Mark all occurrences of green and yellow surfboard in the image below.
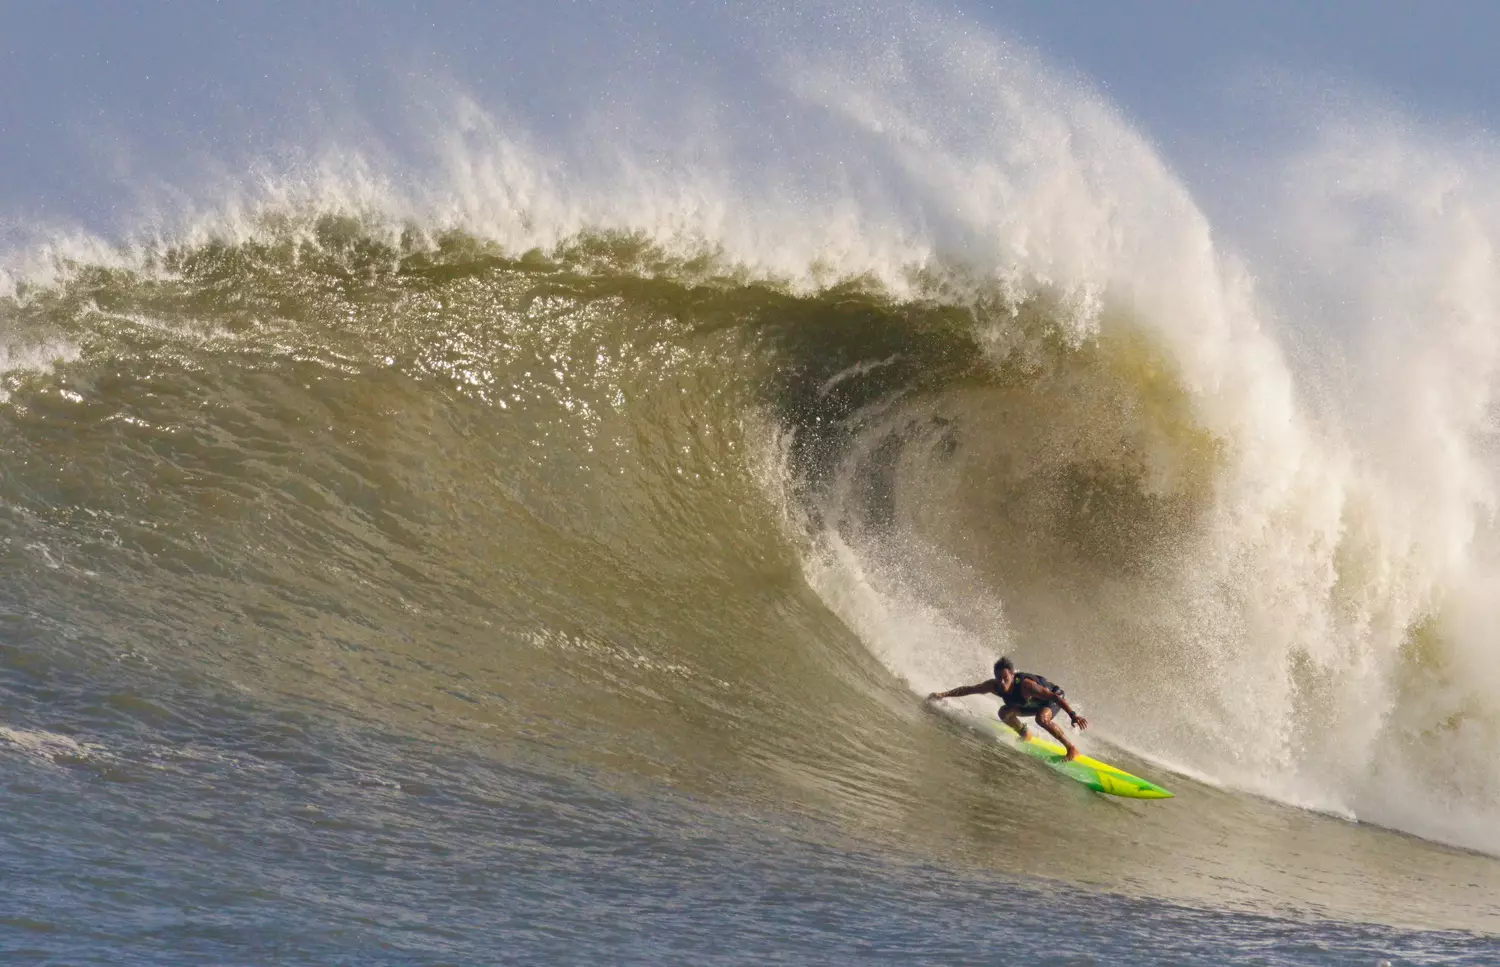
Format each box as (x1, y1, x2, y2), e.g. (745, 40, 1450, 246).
(994, 724, 1174, 799)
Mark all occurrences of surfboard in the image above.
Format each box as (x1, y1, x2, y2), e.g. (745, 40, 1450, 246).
(992, 723, 1173, 799)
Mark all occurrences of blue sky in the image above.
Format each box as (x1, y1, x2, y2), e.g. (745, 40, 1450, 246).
(2, 1, 1496, 231)
(982, 2, 1499, 132)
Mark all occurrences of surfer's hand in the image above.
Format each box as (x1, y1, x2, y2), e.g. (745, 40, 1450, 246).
(1071, 714, 1089, 731)
(926, 692, 942, 702)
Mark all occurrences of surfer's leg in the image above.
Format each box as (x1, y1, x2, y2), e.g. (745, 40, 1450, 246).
(1036, 706, 1079, 760)
(999, 706, 1029, 740)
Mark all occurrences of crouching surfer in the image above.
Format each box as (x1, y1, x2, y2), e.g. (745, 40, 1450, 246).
(927, 657, 1089, 760)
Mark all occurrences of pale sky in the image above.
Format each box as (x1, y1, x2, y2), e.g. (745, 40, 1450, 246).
(2, 1, 1496, 231)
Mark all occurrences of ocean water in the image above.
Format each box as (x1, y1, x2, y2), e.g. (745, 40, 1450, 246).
(3, 3, 1500, 965)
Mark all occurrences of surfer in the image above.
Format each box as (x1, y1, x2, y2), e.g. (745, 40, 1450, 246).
(927, 657, 1090, 760)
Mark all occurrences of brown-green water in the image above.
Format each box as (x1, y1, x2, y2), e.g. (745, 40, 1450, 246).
(2, 223, 1498, 964)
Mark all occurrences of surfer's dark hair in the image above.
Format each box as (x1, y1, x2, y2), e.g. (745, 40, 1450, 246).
(994, 657, 1015, 678)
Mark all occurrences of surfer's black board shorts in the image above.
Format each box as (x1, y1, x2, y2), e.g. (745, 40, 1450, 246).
(1003, 701, 1065, 720)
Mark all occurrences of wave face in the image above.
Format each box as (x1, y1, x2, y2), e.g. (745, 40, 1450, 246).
(4, 0, 1500, 938)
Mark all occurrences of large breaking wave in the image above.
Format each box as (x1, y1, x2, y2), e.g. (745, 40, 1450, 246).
(4, 1, 1499, 861)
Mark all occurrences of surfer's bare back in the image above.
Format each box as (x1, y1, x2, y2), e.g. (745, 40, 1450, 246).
(928, 656, 1089, 760)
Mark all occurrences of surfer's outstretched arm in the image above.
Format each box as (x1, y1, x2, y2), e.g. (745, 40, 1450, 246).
(926, 680, 996, 701)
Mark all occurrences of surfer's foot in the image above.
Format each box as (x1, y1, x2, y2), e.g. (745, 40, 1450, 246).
(1064, 747, 1079, 761)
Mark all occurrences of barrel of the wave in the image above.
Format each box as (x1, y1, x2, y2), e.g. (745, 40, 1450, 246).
(995, 725, 1173, 799)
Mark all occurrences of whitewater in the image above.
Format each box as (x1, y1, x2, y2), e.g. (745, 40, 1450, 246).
(2, 3, 1498, 964)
